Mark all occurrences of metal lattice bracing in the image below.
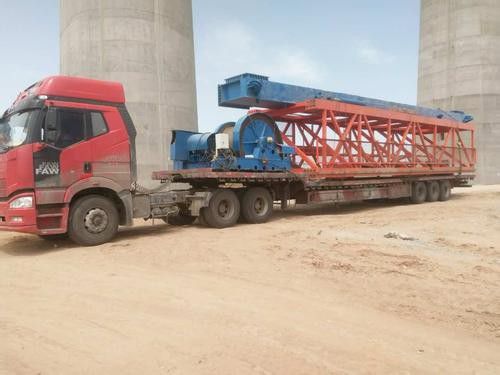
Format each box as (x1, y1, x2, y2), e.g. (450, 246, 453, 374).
(263, 99, 476, 178)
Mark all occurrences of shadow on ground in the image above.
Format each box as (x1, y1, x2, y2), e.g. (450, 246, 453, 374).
(270, 193, 465, 221)
(1, 194, 466, 256)
(0, 223, 183, 256)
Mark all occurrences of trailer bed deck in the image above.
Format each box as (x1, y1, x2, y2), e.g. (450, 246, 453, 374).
(152, 168, 474, 187)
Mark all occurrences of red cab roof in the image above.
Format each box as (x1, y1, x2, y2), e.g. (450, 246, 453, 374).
(35, 76, 125, 104)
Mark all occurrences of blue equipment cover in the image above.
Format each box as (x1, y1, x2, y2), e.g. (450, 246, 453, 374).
(170, 113, 293, 171)
(218, 73, 473, 123)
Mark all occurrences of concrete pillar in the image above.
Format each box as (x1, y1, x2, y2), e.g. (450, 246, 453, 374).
(60, 0, 198, 186)
(418, 0, 500, 184)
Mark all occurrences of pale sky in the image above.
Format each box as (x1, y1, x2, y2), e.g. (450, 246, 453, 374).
(0, 0, 420, 132)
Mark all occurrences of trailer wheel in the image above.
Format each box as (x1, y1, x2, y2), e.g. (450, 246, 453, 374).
(241, 187, 273, 224)
(438, 180, 452, 201)
(165, 214, 196, 226)
(202, 189, 240, 228)
(411, 182, 427, 204)
(426, 181, 440, 202)
(68, 195, 119, 246)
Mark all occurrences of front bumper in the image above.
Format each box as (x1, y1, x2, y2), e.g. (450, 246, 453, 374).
(0, 193, 38, 234)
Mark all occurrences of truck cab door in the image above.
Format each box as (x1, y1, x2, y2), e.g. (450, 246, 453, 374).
(35, 107, 92, 189)
(86, 110, 132, 189)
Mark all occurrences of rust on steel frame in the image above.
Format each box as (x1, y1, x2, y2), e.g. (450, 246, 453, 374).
(262, 99, 475, 177)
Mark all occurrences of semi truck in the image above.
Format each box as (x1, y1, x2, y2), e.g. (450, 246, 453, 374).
(0, 74, 475, 245)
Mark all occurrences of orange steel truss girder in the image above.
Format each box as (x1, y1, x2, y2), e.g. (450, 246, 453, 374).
(263, 99, 476, 174)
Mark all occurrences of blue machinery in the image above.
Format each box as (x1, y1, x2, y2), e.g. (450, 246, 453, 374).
(171, 73, 474, 172)
(171, 113, 294, 171)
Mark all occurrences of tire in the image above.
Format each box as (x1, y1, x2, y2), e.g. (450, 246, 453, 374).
(68, 195, 119, 246)
(241, 187, 273, 224)
(411, 182, 427, 204)
(164, 214, 196, 226)
(426, 181, 440, 202)
(438, 180, 452, 201)
(202, 189, 240, 228)
(38, 233, 67, 241)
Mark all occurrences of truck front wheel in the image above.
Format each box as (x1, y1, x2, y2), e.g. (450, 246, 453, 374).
(68, 195, 119, 246)
(201, 189, 240, 228)
(241, 187, 273, 224)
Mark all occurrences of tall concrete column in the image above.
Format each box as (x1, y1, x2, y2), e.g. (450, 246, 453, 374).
(60, 0, 198, 186)
(418, 0, 500, 184)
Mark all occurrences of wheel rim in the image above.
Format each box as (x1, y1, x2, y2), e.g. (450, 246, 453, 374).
(84, 208, 109, 234)
(253, 197, 269, 216)
(217, 199, 234, 219)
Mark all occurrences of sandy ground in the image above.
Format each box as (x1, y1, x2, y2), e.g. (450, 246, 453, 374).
(0, 185, 499, 374)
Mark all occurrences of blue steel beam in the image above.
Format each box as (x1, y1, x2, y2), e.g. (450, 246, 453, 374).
(218, 73, 473, 123)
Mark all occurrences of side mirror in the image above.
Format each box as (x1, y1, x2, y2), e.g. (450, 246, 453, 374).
(44, 108, 58, 144)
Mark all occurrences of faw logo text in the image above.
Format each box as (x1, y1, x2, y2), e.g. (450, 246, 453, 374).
(36, 161, 60, 176)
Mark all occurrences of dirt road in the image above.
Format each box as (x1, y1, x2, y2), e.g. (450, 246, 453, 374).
(1, 186, 499, 374)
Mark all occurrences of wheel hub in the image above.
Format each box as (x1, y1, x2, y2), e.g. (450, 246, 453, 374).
(254, 197, 268, 215)
(84, 208, 109, 234)
(218, 200, 230, 218)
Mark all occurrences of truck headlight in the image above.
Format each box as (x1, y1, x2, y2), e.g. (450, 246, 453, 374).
(10, 196, 33, 209)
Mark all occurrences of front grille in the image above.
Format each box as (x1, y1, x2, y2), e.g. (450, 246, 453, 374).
(0, 178, 6, 198)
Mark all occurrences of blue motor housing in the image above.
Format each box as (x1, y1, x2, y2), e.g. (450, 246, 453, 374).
(171, 114, 293, 171)
(170, 130, 215, 170)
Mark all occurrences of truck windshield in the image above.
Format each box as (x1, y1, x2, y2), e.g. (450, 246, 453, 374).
(0, 110, 39, 153)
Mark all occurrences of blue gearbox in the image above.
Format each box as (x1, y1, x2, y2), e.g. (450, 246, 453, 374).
(170, 113, 293, 171)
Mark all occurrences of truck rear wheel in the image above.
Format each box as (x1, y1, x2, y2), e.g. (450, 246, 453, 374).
(411, 182, 427, 204)
(68, 195, 119, 246)
(241, 187, 273, 224)
(201, 189, 240, 228)
(439, 180, 452, 201)
(426, 181, 440, 202)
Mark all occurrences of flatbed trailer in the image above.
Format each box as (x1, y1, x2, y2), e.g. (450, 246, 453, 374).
(154, 168, 472, 206)
(155, 94, 475, 227)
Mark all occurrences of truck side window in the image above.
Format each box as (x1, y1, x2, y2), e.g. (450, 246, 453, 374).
(90, 112, 108, 137)
(56, 110, 85, 148)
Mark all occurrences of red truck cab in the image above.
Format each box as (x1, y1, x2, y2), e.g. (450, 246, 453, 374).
(0, 76, 137, 243)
